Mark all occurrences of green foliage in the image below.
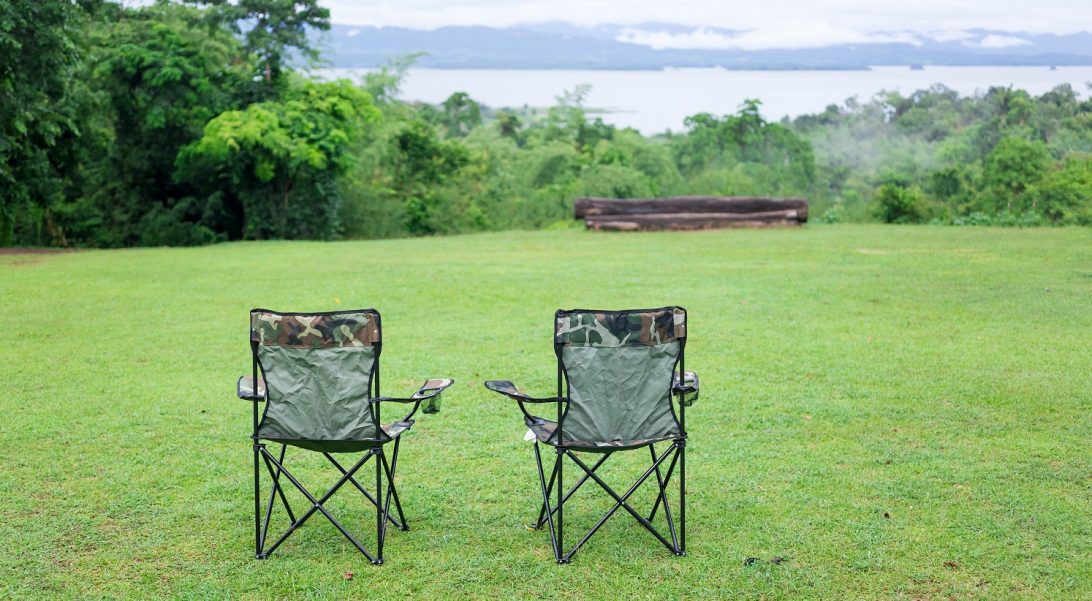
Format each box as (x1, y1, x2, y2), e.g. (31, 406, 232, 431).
(176, 79, 379, 239)
(87, 3, 247, 246)
(874, 174, 925, 224)
(362, 52, 425, 106)
(818, 201, 846, 224)
(438, 92, 483, 138)
(576, 163, 655, 199)
(202, 0, 330, 94)
(1030, 153, 1092, 224)
(674, 100, 816, 196)
(391, 120, 471, 234)
(796, 83, 1092, 226)
(0, 0, 92, 246)
(3, 4, 1090, 248)
(983, 136, 1051, 212)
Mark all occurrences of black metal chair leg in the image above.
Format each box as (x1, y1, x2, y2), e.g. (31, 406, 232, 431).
(260, 444, 296, 549)
(253, 442, 261, 559)
(535, 453, 559, 529)
(679, 439, 686, 555)
(557, 447, 566, 564)
(536, 452, 610, 529)
(375, 448, 386, 565)
(380, 449, 406, 535)
(649, 444, 680, 554)
(259, 448, 377, 562)
(533, 442, 561, 561)
(384, 438, 408, 530)
(562, 446, 678, 560)
(324, 452, 404, 530)
(647, 445, 680, 522)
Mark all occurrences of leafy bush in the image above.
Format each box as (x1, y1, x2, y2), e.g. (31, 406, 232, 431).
(874, 174, 925, 223)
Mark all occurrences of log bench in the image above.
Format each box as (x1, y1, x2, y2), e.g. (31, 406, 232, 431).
(574, 196, 808, 231)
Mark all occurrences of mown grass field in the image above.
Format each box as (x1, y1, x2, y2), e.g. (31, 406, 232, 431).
(1, 225, 1090, 599)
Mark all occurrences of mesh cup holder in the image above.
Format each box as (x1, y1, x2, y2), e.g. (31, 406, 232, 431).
(421, 392, 442, 414)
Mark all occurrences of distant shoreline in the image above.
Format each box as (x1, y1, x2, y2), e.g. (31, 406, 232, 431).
(316, 65, 1092, 134)
(326, 63, 877, 72)
(319, 64, 1092, 74)
(323, 62, 1092, 72)
(323, 23, 1092, 72)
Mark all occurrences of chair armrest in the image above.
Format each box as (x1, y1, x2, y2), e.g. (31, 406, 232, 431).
(672, 371, 699, 407)
(484, 380, 563, 404)
(374, 378, 454, 414)
(237, 375, 266, 401)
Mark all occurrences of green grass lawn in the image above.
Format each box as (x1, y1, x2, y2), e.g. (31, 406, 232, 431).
(2, 225, 1090, 599)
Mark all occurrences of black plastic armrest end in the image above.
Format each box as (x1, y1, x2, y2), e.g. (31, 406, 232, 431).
(672, 371, 699, 407)
(237, 375, 266, 401)
(483, 380, 563, 403)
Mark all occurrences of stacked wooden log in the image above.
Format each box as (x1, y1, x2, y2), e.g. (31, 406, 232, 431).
(574, 196, 808, 231)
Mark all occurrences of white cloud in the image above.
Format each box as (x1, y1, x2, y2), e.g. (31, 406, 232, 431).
(346, 29, 362, 37)
(927, 29, 976, 42)
(968, 34, 1033, 48)
(615, 23, 923, 50)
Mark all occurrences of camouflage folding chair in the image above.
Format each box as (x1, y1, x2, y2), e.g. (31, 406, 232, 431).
(485, 307, 699, 563)
(238, 308, 453, 565)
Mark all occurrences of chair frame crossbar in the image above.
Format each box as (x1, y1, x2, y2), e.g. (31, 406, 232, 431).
(252, 438, 405, 565)
(531, 440, 686, 563)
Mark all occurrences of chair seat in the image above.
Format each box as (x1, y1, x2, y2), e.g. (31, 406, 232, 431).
(525, 416, 677, 451)
(261, 420, 414, 453)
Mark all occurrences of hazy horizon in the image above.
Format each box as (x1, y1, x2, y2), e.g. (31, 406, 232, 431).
(321, 0, 1091, 46)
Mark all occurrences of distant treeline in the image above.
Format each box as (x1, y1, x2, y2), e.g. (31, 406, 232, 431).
(3, 1, 1091, 247)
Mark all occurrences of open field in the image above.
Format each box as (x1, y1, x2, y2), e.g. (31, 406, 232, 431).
(1, 225, 1089, 599)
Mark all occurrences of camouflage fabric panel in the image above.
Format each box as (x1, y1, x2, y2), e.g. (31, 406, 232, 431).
(251, 310, 380, 348)
(382, 420, 414, 437)
(555, 307, 686, 347)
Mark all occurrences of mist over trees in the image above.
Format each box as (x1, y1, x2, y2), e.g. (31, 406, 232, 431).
(797, 84, 1092, 225)
(2, 1, 1090, 247)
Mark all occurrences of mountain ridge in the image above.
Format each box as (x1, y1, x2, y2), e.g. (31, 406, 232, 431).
(322, 23, 1092, 70)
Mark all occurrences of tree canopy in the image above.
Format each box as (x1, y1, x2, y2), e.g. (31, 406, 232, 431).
(2, 1, 1090, 248)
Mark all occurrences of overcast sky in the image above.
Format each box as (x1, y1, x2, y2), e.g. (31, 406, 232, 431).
(322, 0, 1090, 41)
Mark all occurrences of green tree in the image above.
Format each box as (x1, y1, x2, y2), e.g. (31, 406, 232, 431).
(495, 110, 523, 143)
(533, 84, 597, 146)
(203, 0, 330, 94)
(176, 79, 379, 239)
(984, 136, 1051, 213)
(0, 0, 95, 245)
(362, 52, 424, 107)
(440, 92, 483, 138)
(674, 100, 815, 194)
(1030, 154, 1092, 224)
(389, 120, 470, 234)
(88, 3, 247, 246)
(874, 173, 924, 223)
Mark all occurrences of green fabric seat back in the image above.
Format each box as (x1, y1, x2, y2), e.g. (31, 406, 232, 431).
(555, 308, 686, 447)
(252, 309, 381, 447)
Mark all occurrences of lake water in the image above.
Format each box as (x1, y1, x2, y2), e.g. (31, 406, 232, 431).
(320, 66, 1092, 133)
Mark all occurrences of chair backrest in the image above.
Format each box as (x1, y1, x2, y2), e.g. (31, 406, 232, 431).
(251, 309, 382, 443)
(554, 307, 686, 447)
